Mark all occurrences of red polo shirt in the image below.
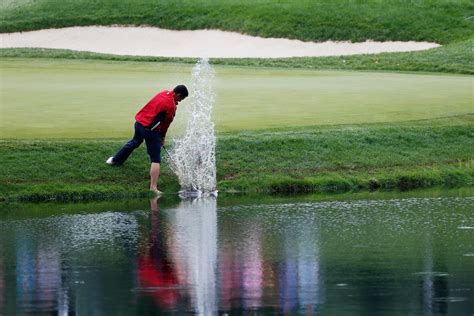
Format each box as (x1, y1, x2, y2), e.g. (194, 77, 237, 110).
(135, 90, 177, 137)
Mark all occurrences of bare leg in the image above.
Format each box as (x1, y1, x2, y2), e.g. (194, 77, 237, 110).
(150, 162, 161, 193)
(149, 196, 160, 211)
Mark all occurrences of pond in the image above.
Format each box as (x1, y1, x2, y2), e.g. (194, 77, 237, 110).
(0, 190, 473, 315)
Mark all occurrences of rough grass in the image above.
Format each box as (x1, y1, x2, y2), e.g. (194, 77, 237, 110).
(1, 1, 472, 76)
(1, 0, 473, 44)
(1, 115, 472, 201)
(1, 1, 473, 201)
(216, 115, 474, 192)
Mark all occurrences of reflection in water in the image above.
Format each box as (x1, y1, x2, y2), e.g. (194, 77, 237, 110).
(218, 221, 264, 311)
(216, 205, 324, 314)
(36, 246, 64, 313)
(278, 249, 298, 313)
(421, 229, 452, 315)
(279, 212, 323, 314)
(168, 198, 218, 315)
(422, 232, 435, 315)
(137, 197, 218, 315)
(0, 257, 3, 311)
(241, 222, 263, 309)
(13, 236, 66, 314)
(137, 197, 181, 309)
(0, 196, 473, 314)
(3, 211, 141, 315)
(15, 236, 36, 312)
(297, 218, 322, 315)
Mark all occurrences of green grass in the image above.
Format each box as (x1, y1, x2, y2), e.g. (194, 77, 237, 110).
(1, 58, 472, 138)
(2, 37, 473, 74)
(216, 115, 474, 192)
(0, 115, 473, 201)
(1, 1, 473, 200)
(1, 1, 473, 75)
(1, 0, 473, 44)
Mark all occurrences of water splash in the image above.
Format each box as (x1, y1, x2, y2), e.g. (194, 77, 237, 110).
(169, 58, 217, 194)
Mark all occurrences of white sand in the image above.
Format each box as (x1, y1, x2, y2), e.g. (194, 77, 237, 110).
(0, 26, 440, 58)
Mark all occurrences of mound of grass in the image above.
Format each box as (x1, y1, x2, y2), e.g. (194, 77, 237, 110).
(215, 38, 474, 74)
(2, 37, 473, 74)
(1, 115, 472, 201)
(1, 0, 473, 44)
(216, 115, 474, 192)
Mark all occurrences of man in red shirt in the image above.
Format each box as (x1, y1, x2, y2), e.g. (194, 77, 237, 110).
(106, 85, 188, 194)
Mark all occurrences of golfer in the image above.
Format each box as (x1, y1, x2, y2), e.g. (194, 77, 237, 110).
(106, 85, 188, 194)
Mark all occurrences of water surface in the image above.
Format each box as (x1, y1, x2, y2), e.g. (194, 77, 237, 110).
(0, 192, 473, 315)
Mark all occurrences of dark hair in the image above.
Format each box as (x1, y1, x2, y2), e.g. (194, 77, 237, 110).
(173, 85, 188, 98)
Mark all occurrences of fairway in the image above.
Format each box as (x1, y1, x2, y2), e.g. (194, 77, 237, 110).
(1, 58, 472, 138)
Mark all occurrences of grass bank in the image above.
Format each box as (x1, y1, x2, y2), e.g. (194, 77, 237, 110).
(1, 0, 473, 44)
(1, 115, 472, 201)
(2, 37, 473, 74)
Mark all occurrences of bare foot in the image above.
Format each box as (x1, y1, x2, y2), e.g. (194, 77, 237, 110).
(150, 188, 163, 195)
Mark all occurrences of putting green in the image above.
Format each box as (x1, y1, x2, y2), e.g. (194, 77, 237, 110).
(1, 58, 472, 138)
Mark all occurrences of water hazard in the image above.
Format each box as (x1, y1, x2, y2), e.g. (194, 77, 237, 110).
(0, 193, 473, 315)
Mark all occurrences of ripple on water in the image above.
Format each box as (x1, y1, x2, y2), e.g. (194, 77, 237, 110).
(1, 195, 473, 315)
(433, 297, 467, 303)
(222, 197, 473, 241)
(412, 272, 450, 277)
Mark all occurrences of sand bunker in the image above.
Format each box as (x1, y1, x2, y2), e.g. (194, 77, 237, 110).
(0, 26, 440, 58)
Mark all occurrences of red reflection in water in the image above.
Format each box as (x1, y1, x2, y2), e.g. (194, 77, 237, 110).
(136, 198, 323, 314)
(219, 249, 242, 310)
(137, 197, 181, 309)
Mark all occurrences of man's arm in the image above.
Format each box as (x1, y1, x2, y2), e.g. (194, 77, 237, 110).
(159, 103, 176, 146)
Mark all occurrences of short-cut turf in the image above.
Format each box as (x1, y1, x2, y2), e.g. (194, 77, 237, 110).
(1, 58, 472, 139)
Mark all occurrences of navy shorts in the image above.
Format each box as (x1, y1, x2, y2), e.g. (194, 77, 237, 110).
(141, 123, 162, 163)
(113, 122, 162, 164)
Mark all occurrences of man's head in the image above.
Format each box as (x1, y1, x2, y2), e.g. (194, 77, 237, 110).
(173, 85, 188, 103)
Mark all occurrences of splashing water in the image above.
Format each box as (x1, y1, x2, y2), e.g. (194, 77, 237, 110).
(169, 58, 217, 195)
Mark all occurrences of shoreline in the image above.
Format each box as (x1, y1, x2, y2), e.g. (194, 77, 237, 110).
(2, 185, 473, 204)
(1, 117, 472, 202)
(1, 168, 471, 203)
